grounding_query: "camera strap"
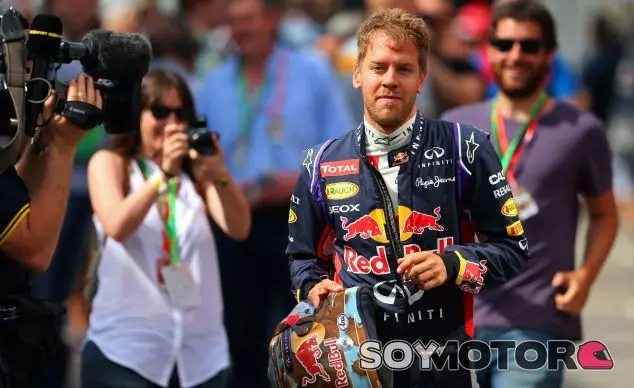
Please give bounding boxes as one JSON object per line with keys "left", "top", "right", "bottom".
{"left": 137, "top": 159, "right": 181, "bottom": 265}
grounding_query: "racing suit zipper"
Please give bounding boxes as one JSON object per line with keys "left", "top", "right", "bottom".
{"left": 365, "top": 161, "right": 406, "bottom": 286}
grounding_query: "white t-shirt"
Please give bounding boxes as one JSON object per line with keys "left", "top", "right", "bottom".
{"left": 86, "top": 159, "right": 230, "bottom": 388}
{"left": 364, "top": 113, "right": 417, "bottom": 210}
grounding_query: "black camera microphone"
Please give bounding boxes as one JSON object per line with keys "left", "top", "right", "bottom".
{"left": 59, "top": 30, "right": 152, "bottom": 84}
{"left": 25, "top": 14, "right": 62, "bottom": 138}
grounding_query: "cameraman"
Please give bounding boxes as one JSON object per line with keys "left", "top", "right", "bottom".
{"left": 0, "top": 74, "right": 102, "bottom": 387}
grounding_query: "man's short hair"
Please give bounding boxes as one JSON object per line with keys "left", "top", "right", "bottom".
{"left": 489, "top": 0, "right": 557, "bottom": 51}
{"left": 356, "top": 8, "right": 432, "bottom": 71}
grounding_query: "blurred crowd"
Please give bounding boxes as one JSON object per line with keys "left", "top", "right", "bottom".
{"left": 4, "top": 0, "right": 634, "bottom": 387}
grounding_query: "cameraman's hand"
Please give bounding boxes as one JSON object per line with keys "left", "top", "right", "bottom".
{"left": 161, "top": 123, "right": 189, "bottom": 175}
{"left": 190, "top": 134, "right": 230, "bottom": 185}
{"left": 44, "top": 74, "right": 103, "bottom": 148}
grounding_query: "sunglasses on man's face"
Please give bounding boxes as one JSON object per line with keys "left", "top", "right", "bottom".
{"left": 489, "top": 38, "right": 543, "bottom": 54}
{"left": 150, "top": 105, "right": 188, "bottom": 121}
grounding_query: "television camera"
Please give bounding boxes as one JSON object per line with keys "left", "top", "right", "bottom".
{"left": 0, "top": 7, "right": 153, "bottom": 172}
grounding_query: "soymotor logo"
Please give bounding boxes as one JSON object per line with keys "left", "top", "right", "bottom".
{"left": 359, "top": 339, "right": 614, "bottom": 372}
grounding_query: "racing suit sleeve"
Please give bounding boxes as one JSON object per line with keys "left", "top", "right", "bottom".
{"left": 439, "top": 124, "right": 528, "bottom": 294}
{"left": 287, "top": 147, "right": 334, "bottom": 302}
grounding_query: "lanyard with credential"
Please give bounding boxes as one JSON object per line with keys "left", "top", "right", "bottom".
{"left": 137, "top": 159, "right": 181, "bottom": 265}
{"left": 490, "top": 91, "right": 547, "bottom": 184}
{"left": 235, "top": 52, "right": 288, "bottom": 168}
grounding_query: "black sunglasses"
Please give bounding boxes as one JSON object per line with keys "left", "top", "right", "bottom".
{"left": 489, "top": 38, "right": 543, "bottom": 54}
{"left": 149, "top": 105, "right": 188, "bottom": 121}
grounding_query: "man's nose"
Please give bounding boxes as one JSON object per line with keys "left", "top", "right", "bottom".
{"left": 508, "top": 43, "right": 524, "bottom": 61}
{"left": 382, "top": 67, "right": 398, "bottom": 87}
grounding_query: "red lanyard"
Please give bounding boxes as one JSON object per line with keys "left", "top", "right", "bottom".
{"left": 137, "top": 160, "right": 181, "bottom": 264}
{"left": 490, "top": 91, "right": 547, "bottom": 185}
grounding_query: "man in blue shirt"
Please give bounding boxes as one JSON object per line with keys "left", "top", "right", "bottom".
{"left": 196, "top": 1, "right": 354, "bottom": 386}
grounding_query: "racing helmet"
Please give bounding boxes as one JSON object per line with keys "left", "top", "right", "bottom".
{"left": 268, "top": 285, "right": 391, "bottom": 387}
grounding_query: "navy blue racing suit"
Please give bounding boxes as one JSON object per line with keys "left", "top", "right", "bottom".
{"left": 286, "top": 113, "right": 529, "bottom": 387}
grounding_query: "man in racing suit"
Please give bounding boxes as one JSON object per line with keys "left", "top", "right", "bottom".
{"left": 286, "top": 8, "right": 528, "bottom": 387}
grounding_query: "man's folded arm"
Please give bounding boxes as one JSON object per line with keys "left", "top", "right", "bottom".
{"left": 287, "top": 148, "right": 334, "bottom": 302}
{"left": 440, "top": 125, "right": 529, "bottom": 294}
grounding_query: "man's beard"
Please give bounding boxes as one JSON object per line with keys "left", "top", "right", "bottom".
{"left": 367, "top": 98, "right": 414, "bottom": 131}
{"left": 493, "top": 61, "right": 551, "bottom": 99}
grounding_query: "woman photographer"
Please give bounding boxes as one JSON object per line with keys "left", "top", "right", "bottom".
{"left": 80, "top": 69, "right": 250, "bottom": 388}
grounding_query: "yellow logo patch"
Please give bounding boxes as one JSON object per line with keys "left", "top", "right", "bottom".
{"left": 501, "top": 198, "right": 518, "bottom": 217}
{"left": 506, "top": 220, "right": 524, "bottom": 236}
{"left": 325, "top": 182, "right": 359, "bottom": 200}
{"left": 288, "top": 209, "right": 297, "bottom": 223}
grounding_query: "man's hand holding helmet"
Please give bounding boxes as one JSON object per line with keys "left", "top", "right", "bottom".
{"left": 306, "top": 279, "right": 344, "bottom": 308}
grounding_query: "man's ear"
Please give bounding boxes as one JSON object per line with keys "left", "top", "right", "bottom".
{"left": 417, "top": 68, "right": 427, "bottom": 93}
{"left": 352, "top": 63, "right": 361, "bottom": 89}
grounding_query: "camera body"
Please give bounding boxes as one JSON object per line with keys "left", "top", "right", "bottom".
{"left": 187, "top": 116, "right": 217, "bottom": 155}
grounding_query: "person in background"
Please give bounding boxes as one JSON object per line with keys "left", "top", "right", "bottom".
{"left": 195, "top": 0, "right": 354, "bottom": 386}
{"left": 441, "top": 2, "right": 618, "bottom": 387}
{"left": 413, "top": 0, "right": 486, "bottom": 116}
{"left": 471, "top": 0, "right": 581, "bottom": 103}
{"left": 81, "top": 69, "right": 250, "bottom": 388}
{"left": 182, "top": 0, "right": 235, "bottom": 77}
{"left": 148, "top": 15, "right": 202, "bottom": 95}
{"left": 579, "top": 11, "right": 624, "bottom": 126}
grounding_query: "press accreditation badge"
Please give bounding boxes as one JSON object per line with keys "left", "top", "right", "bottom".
{"left": 512, "top": 184, "right": 539, "bottom": 221}
{"left": 161, "top": 263, "right": 203, "bottom": 310}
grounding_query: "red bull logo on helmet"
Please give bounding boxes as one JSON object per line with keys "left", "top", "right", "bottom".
{"left": 398, "top": 206, "right": 445, "bottom": 241}
{"left": 295, "top": 332, "right": 331, "bottom": 386}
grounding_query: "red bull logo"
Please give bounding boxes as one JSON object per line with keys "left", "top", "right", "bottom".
{"left": 457, "top": 259, "right": 488, "bottom": 294}
{"left": 343, "top": 246, "right": 390, "bottom": 275}
{"left": 339, "top": 209, "right": 389, "bottom": 243}
{"left": 399, "top": 206, "right": 444, "bottom": 241}
{"left": 296, "top": 333, "right": 330, "bottom": 386}
{"left": 324, "top": 337, "right": 350, "bottom": 387}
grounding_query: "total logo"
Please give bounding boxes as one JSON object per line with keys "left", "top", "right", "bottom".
{"left": 320, "top": 159, "right": 359, "bottom": 178}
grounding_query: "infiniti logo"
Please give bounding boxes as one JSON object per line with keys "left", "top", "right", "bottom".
{"left": 373, "top": 280, "right": 424, "bottom": 306}
{"left": 424, "top": 147, "right": 445, "bottom": 160}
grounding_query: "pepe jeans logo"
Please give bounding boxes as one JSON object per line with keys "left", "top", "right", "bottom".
{"left": 415, "top": 176, "right": 455, "bottom": 189}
